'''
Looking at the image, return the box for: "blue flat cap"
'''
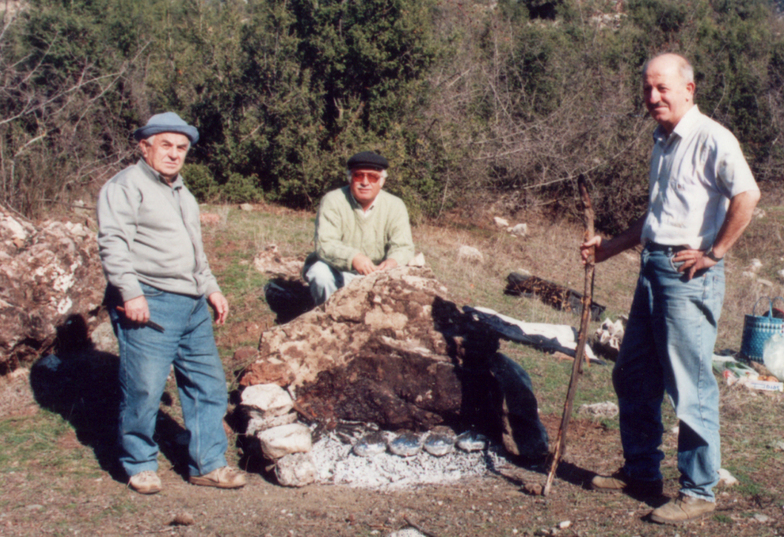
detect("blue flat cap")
[133,112,199,144]
[347,151,388,170]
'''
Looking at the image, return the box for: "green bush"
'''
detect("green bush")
[1,0,782,231]
[182,164,219,202]
[222,173,262,204]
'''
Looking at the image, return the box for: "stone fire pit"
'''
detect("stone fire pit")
[236,265,549,487]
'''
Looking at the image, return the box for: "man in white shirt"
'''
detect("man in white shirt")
[581,53,760,524]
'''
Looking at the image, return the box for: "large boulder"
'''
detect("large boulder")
[0,209,106,374]
[238,266,549,458]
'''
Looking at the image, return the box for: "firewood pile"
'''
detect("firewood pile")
[505,272,605,321]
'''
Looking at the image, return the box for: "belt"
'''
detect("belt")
[645,242,688,253]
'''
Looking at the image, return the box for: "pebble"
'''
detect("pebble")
[423,428,456,457]
[171,512,195,526]
[717,468,738,487]
[754,513,770,523]
[389,431,424,457]
[353,431,389,457]
[457,245,484,263]
[456,431,487,452]
[508,223,528,237]
[578,401,618,419]
[521,482,543,495]
[558,520,571,529]
[388,529,426,537]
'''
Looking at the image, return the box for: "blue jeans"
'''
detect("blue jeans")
[614,247,724,501]
[109,283,229,478]
[304,260,361,305]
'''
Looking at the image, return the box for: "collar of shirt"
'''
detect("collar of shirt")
[652,105,701,146]
[138,158,184,191]
[349,192,377,216]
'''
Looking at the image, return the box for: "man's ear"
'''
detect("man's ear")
[139,140,150,158]
[686,81,695,100]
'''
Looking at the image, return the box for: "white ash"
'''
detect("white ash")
[309,431,511,490]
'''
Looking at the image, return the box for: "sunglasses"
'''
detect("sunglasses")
[351,170,383,183]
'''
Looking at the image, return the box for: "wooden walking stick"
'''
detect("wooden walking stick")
[542,174,596,496]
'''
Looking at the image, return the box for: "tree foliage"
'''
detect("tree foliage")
[1,0,782,231]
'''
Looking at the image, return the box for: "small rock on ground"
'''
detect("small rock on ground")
[171,512,195,526]
[718,468,738,487]
[457,245,483,263]
[388,529,426,537]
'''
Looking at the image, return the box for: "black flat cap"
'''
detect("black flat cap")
[347,151,388,171]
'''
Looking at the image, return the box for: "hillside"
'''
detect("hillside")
[0,201,782,536]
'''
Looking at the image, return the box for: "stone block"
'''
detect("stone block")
[241,383,293,418]
[257,423,312,459]
[275,452,317,487]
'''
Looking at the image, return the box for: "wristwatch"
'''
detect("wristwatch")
[705,248,723,262]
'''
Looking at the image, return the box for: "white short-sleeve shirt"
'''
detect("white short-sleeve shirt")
[640,105,758,250]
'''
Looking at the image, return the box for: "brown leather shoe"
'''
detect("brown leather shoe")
[189,466,246,489]
[590,469,663,496]
[649,493,715,525]
[128,470,162,494]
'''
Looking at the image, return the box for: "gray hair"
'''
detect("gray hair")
[140,133,191,151]
[644,53,694,85]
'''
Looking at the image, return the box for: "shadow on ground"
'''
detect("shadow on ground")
[263,277,315,324]
[28,314,192,483]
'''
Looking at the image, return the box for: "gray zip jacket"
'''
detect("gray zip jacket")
[97,159,221,302]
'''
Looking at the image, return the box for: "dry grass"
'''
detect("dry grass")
[0,198,782,536]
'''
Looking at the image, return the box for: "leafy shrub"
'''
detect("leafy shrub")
[222,173,262,204]
[182,164,219,202]
[1,0,783,233]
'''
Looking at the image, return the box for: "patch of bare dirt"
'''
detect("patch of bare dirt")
[0,370,38,419]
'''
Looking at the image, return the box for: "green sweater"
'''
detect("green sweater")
[305,186,415,272]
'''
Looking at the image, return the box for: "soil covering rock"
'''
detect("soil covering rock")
[238,266,549,461]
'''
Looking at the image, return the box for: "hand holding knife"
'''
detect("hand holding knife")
[116,306,165,333]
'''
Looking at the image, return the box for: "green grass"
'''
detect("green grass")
[2,201,784,536]
[0,411,86,474]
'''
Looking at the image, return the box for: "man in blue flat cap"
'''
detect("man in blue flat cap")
[97,112,246,494]
[303,151,415,304]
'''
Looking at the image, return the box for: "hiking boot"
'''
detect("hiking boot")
[189,466,246,489]
[649,493,716,525]
[590,469,663,496]
[128,470,162,495]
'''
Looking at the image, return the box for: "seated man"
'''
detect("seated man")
[303,151,415,304]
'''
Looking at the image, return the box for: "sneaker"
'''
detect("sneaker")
[649,493,716,525]
[128,470,162,494]
[590,469,663,496]
[189,466,246,489]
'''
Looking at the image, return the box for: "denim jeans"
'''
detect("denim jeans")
[109,282,229,478]
[304,260,361,305]
[614,247,724,501]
